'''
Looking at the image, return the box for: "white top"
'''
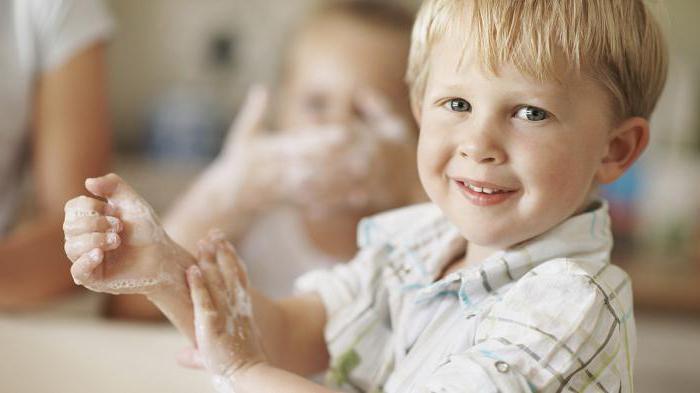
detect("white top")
[296,200,636,393]
[238,207,342,299]
[0,0,114,235]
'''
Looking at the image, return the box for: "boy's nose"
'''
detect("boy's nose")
[457,136,506,165]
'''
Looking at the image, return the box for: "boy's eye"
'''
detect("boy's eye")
[515,106,548,121]
[447,98,471,112]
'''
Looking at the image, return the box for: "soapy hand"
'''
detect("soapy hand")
[281,89,416,215]
[181,86,415,229]
[195,85,355,214]
[63,174,193,295]
[183,85,322,217]
[186,230,266,390]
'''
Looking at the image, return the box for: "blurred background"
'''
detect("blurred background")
[1,0,699,392]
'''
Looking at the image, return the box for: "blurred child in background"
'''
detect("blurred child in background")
[109,1,424,317]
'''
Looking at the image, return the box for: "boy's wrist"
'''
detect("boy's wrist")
[148,244,195,300]
[144,242,198,341]
[146,273,196,341]
[225,361,270,390]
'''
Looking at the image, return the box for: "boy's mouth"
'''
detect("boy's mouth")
[453,177,517,194]
[452,177,518,206]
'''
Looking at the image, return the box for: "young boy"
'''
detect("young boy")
[62,0,667,392]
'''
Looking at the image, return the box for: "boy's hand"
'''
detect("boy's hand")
[286,89,416,214]
[203,85,352,213]
[206,85,277,212]
[186,230,266,379]
[63,174,192,295]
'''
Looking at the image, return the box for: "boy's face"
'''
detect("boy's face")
[416,37,615,249]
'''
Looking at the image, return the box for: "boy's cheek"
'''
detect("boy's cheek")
[416,143,452,203]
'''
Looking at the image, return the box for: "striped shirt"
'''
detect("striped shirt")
[295,200,635,393]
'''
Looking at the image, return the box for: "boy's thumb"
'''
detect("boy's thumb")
[234,85,268,135]
[85,173,141,204]
[221,85,268,156]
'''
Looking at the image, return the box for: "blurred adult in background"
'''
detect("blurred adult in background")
[109,1,425,317]
[0,0,113,310]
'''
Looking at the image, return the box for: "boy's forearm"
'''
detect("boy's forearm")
[228,362,340,393]
[145,268,327,372]
[144,248,329,374]
[162,163,257,254]
[248,289,288,368]
[149,284,196,340]
[255,293,330,376]
[146,248,198,342]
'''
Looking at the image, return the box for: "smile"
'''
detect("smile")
[452,178,518,206]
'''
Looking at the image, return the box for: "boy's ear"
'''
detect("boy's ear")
[595,117,650,184]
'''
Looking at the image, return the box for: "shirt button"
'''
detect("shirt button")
[495,360,510,373]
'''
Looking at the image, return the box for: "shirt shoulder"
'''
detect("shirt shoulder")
[527,257,632,312]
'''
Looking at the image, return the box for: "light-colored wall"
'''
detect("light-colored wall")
[105,0,321,148]
[664,0,700,64]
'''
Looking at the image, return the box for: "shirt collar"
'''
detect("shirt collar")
[404,199,613,304]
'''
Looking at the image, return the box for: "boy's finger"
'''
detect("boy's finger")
[63,216,123,237]
[197,239,228,310]
[187,266,218,338]
[85,173,141,205]
[235,85,268,138]
[64,195,108,216]
[214,240,247,292]
[222,85,268,155]
[175,347,205,370]
[64,232,120,261]
[70,249,104,285]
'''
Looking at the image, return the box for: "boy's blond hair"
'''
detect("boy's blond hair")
[406,0,668,121]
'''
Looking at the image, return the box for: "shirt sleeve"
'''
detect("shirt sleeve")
[421,266,628,393]
[30,0,115,72]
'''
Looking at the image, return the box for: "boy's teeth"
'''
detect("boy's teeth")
[467,183,502,194]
